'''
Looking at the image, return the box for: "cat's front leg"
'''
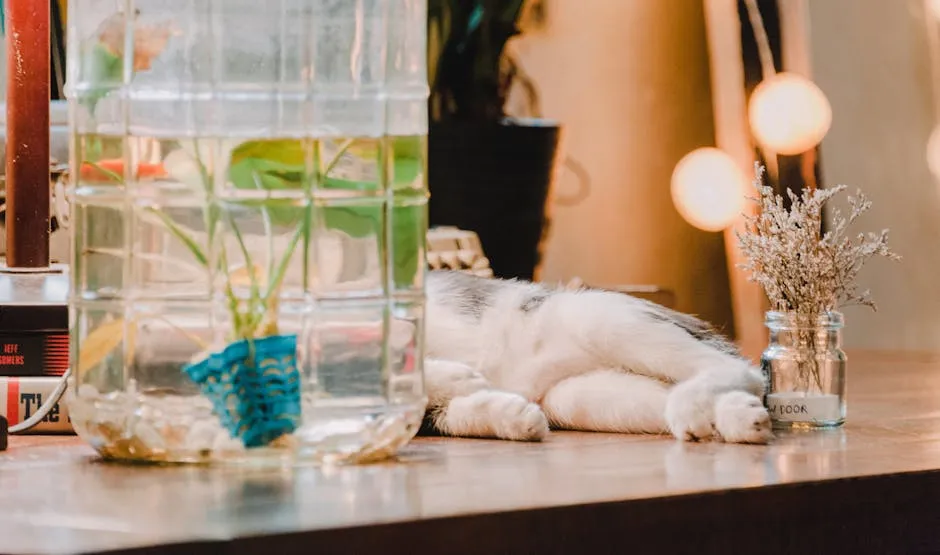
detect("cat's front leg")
[666,376,772,444]
[657,354,771,444]
[424,358,491,408]
[424,359,549,441]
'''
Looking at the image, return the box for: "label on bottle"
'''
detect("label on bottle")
[766,392,841,422]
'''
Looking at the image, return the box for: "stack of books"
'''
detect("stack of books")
[0,273,72,435]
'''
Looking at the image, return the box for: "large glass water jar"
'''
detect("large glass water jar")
[65,0,429,465]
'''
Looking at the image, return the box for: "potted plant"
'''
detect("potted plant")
[737,164,900,429]
[427,0,561,280]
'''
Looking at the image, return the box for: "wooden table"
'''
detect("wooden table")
[2,350,940,555]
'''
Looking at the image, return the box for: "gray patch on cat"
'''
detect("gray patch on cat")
[428,270,505,319]
[520,291,551,313]
[642,301,740,356]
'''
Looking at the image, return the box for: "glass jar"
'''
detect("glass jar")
[760,311,847,430]
[65,0,428,465]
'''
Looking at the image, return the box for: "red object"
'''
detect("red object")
[5,0,51,268]
[80,159,167,182]
[43,333,69,377]
[5,376,18,423]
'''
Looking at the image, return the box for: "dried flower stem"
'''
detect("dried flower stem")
[737,163,900,314]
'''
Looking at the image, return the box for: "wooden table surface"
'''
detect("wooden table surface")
[2,350,940,555]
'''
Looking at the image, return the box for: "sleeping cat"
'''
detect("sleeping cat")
[422,270,773,444]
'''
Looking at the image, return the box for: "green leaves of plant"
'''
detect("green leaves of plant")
[79,42,122,112]
[428,0,528,122]
[226,138,426,289]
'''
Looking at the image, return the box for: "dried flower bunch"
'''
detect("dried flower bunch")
[737,163,901,316]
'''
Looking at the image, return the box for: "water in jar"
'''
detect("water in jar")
[65,0,429,465]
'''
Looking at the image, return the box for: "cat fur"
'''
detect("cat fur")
[421,270,772,444]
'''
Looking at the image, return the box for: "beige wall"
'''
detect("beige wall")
[808,0,940,351]
[513,0,736,331]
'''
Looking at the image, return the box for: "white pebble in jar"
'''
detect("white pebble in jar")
[184,420,220,451]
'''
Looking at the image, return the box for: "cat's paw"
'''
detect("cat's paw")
[425,359,491,406]
[665,380,718,442]
[442,367,491,396]
[714,391,772,444]
[443,390,549,441]
[489,393,550,441]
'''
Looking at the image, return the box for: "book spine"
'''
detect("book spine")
[0,332,70,378]
[0,376,74,434]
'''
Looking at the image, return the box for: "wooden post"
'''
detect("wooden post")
[5,0,50,269]
[702,0,768,361]
[778,0,821,192]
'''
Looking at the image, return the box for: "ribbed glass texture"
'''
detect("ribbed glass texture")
[65,0,429,465]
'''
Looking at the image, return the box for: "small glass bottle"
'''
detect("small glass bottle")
[760,311,847,429]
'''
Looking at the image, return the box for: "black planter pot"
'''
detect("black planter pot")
[427,120,562,281]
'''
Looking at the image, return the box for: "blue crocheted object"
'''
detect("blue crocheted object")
[183,334,302,448]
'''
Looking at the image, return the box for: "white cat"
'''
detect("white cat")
[421,270,773,444]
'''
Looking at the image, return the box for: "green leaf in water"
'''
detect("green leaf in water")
[388,136,427,288]
[389,194,427,289]
[79,42,123,113]
[230,139,307,167]
[228,156,306,227]
[147,208,209,267]
[225,137,426,289]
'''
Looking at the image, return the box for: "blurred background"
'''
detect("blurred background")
[3,0,938,358]
[428,0,940,359]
